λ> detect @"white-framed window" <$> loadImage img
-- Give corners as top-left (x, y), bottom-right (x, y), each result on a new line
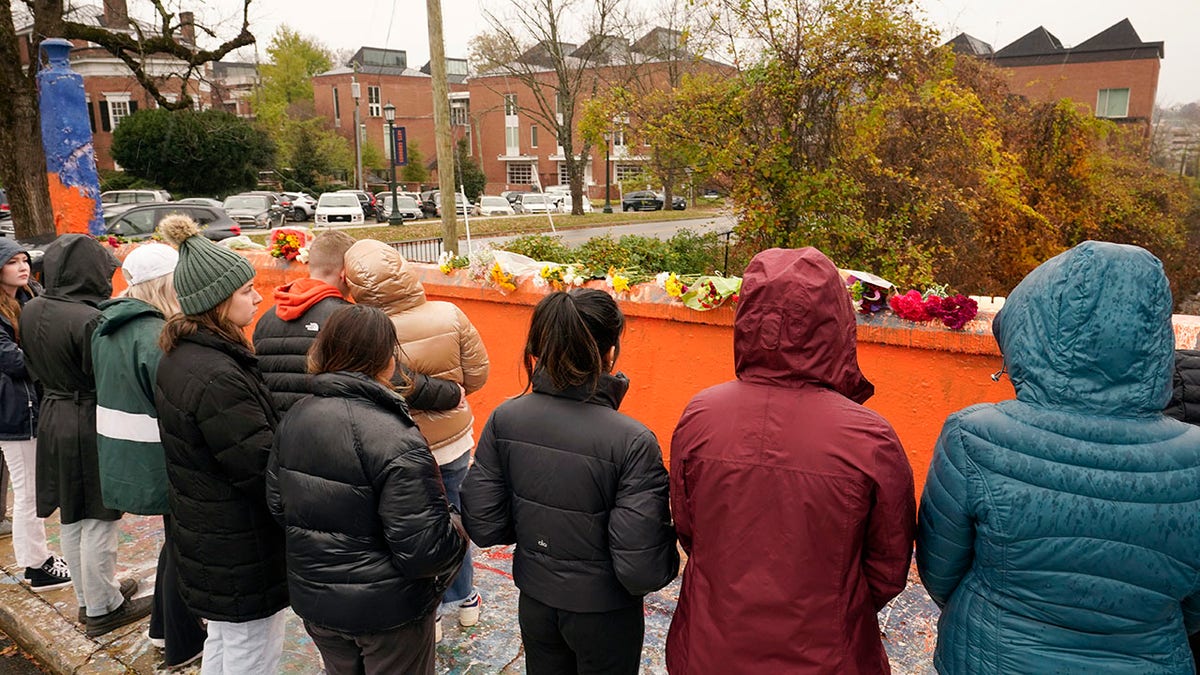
top-left (333, 86), bottom-right (341, 127)
top-left (530, 125), bottom-right (539, 148)
top-left (368, 85), bottom-right (381, 117)
top-left (507, 162), bottom-right (533, 184)
top-left (505, 126), bottom-right (520, 154)
top-left (615, 163), bottom-right (644, 182)
top-left (612, 128), bottom-right (626, 147)
top-left (360, 123), bottom-right (367, 145)
top-left (108, 96), bottom-right (131, 129)
top-left (558, 163), bottom-right (570, 185)
top-left (451, 101), bottom-right (469, 127)
top-left (504, 94), bottom-right (518, 116)
top-left (1096, 88), bottom-right (1130, 118)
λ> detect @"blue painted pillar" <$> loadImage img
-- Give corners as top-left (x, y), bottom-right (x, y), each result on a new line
top-left (37, 38), bottom-right (105, 236)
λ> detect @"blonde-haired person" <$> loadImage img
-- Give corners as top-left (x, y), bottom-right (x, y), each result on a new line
top-left (92, 238), bottom-right (205, 668)
top-left (0, 238), bottom-right (71, 592)
top-left (153, 216), bottom-right (288, 675)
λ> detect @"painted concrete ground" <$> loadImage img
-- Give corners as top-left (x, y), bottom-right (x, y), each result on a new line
top-left (1, 510), bottom-right (938, 673)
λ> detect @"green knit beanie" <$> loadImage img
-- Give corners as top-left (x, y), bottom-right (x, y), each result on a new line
top-left (160, 215), bottom-right (255, 315)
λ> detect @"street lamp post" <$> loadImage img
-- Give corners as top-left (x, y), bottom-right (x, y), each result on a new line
top-left (602, 131), bottom-right (613, 214)
top-left (384, 102), bottom-right (403, 227)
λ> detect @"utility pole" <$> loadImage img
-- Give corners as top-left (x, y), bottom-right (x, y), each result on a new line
top-left (426, 0), bottom-right (458, 254)
top-left (351, 65), bottom-right (363, 191)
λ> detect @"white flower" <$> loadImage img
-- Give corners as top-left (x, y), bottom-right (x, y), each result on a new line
top-left (297, 247), bottom-right (310, 264)
top-left (655, 271), bottom-right (670, 287)
top-left (532, 275), bottom-right (548, 288)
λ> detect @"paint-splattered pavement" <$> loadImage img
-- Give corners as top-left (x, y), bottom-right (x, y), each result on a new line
top-left (0, 512), bottom-right (938, 673)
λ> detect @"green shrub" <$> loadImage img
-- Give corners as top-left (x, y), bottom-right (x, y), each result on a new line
top-left (571, 235), bottom-right (628, 272)
top-left (616, 235), bottom-right (672, 272)
top-left (501, 234), bottom-right (573, 262)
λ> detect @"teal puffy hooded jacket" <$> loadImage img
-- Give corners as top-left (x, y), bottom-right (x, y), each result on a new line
top-left (917, 241), bottom-right (1200, 673)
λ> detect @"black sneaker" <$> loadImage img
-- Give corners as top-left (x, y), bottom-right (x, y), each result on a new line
top-left (24, 556), bottom-right (71, 592)
top-left (85, 595), bottom-right (152, 638)
top-left (78, 578), bottom-right (138, 623)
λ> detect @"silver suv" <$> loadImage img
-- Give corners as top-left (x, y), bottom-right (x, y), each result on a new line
top-left (100, 189), bottom-right (172, 219)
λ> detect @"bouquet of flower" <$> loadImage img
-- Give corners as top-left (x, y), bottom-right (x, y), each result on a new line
top-left (889, 288), bottom-right (978, 330)
top-left (536, 263), bottom-right (585, 290)
top-left (488, 262), bottom-right (517, 293)
top-left (268, 228), bottom-right (308, 261)
top-left (680, 276), bottom-right (742, 311)
top-left (605, 268), bottom-right (632, 294)
top-left (438, 250), bottom-right (470, 274)
top-left (844, 270), bottom-right (893, 314)
top-left (655, 272), bottom-right (689, 298)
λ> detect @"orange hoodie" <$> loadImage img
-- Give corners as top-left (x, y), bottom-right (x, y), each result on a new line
top-left (272, 278), bottom-right (345, 321)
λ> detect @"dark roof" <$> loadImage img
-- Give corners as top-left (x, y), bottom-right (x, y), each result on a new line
top-left (349, 47), bottom-right (408, 74)
top-left (570, 34), bottom-right (630, 63)
top-left (517, 40), bottom-right (579, 68)
top-left (946, 33), bottom-right (993, 57)
top-left (994, 26), bottom-right (1064, 58)
top-left (212, 61), bottom-right (257, 77)
top-left (631, 27), bottom-right (688, 58)
top-left (972, 19), bottom-right (1163, 67)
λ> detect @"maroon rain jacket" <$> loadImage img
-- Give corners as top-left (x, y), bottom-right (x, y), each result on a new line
top-left (666, 248), bottom-right (916, 674)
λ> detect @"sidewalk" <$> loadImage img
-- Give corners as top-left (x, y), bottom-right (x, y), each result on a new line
top-left (0, 510), bottom-right (939, 674)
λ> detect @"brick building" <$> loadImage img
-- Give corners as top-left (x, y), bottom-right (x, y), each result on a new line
top-left (950, 19), bottom-right (1163, 131)
top-left (310, 47), bottom-right (470, 188)
top-left (15, 1), bottom-right (259, 171)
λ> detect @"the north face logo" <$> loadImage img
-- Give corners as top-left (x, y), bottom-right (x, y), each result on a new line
top-left (305, 322), bottom-right (319, 332)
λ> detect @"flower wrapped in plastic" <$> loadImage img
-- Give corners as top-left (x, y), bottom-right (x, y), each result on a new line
top-left (267, 227), bottom-right (312, 261)
top-left (680, 276), bottom-right (742, 311)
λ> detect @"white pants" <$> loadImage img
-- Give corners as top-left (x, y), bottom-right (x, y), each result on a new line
top-left (1, 439), bottom-right (50, 569)
top-left (200, 609), bottom-right (287, 675)
top-left (59, 518), bottom-right (121, 616)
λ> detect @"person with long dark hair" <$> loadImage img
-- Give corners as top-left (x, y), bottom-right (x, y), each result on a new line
top-left (154, 217), bottom-right (287, 674)
top-left (462, 288), bottom-right (679, 675)
top-left (267, 304), bottom-right (466, 675)
top-left (0, 239), bottom-right (70, 592)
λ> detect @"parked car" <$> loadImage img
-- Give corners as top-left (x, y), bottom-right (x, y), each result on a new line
top-left (621, 190), bottom-right (664, 211)
top-left (477, 196), bottom-right (515, 217)
top-left (0, 189), bottom-right (12, 238)
top-left (373, 191), bottom-right (423, 221)
top-left (335, 189), bottom-right (376, 220)
top-left (419, 190), bottom-right (440, 218)
top-left (100, 189), bottom-right (173, 219)
top-left (315, 192), bottom-right (366, 226)
top-left (519, 193), bottom-right (562, 214)
top-left (281, 192), bottom-right (318, 221)
top-left (658, 193), bottom-right (687, 210)
top-left (701, 189), bottom-right (722, 199)
top-left (105, 203), bottom-right (241, 241)
top-left (0, 188), bottom-right (9, 221)
top-left (222, 193), bottom-right (287, 229)
top-left (377, 195), bottom-right (423, 222)
top-left (177, 197), bottom-right (224, 209)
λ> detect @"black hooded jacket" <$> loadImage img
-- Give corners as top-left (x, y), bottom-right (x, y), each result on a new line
top-left (20, 235), bottom-right (121, 522)
top-left (266, 371), bottom-right (466, 633)
top-left (1166, 349), bottom-right (1200, 424)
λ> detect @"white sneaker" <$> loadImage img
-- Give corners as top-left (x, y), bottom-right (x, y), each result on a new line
top-left (458, 591), bottom-right (481, 627)
top-left (434, 616), bottom-right (443, 643)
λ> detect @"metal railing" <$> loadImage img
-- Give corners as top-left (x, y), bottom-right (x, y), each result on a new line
top-left (387, 236), bottom-right (444, 263)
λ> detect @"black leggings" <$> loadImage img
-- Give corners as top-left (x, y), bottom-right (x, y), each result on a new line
top-left (519, 593), bottom-right (644, 675)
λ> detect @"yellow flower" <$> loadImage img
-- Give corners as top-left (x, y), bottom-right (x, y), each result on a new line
top-left (612, 274), bottom-right (630, 294)
top-left (664, 274), bottom-right (685, 298)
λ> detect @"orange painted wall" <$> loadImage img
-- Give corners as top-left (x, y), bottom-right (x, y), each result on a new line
top-left (109, 249), bottom-right (1200, 498)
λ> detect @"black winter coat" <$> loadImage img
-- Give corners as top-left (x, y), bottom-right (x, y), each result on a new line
top-left (0, 283), bottom-right (41, 441)
top-left (154, 329), bottom-right (288, 622)
top-left (20, 235), bottom-right (120, 523)
top-left (252, 296), bottom-right (462, 414)
top-left (1166, 349), bottom-right (1200, 424)
top-left (266, 371), bottom-right (467, 634)
top-left (462, 371), bottom-right (679, 613)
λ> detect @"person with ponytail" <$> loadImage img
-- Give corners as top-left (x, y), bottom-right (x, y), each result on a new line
top-left (461, 288), bottom-right (679, 675)
top-left (153, 216), bottom-right (288, 674)
top-left (0, 238), bottom-right (70, 593)
top-left (92, 238), bottom-right (205, 668)
top-left (20, 234), bottom-right (147, 637)
top-left (267, 304), bottom-right (467, 674)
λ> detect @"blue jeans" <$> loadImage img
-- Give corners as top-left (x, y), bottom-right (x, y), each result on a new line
top-left (439, 452), bottom-right (474, 604)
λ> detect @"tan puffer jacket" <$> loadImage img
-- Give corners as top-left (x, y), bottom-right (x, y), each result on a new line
top-left (344, 240), bottom-right (489, 460)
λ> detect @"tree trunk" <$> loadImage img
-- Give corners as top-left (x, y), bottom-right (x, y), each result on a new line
top-left (0, 4), bottom-right (57, 241)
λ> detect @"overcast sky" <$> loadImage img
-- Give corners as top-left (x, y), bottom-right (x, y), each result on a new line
top-left (189, 0), bottom-right (1198, 105)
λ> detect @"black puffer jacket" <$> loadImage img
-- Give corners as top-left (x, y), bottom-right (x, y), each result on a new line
top-left (20, 235), bottom-right (121, 523)
top-left (253, 296), bottom-right (462, 414)
top-left (1166, 349), bottom-right (1200, 424)
top-left (0, 283), bottom-right (41, 442)
top-left (154, 329), bottom-right (288, 622)
top-left (267, 371), bottom-right (466, 633)
top-left (462, 371), bottom-right (679, 613)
